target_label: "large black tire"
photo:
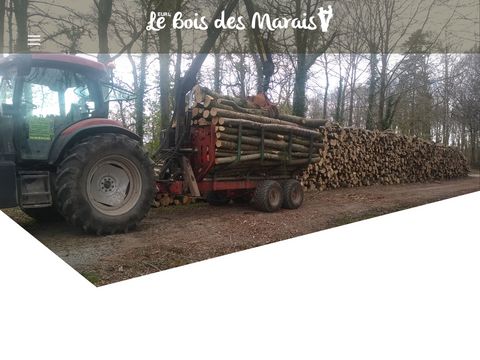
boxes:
[253,180,283,212]
[281,179,304,209]
[55,134,154,235]
[206,191,230,206]
[21,206,64,222]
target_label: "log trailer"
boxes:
[0,0,309,234]
[154,0,307,212]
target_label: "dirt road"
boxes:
[5,176,479,285]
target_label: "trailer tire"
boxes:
[206,191,230,206]
[55,134,154,235]
[21,206,64,222]
[253,180,283,212]
[281,179,304,209]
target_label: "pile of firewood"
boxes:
[191,86,327,178]
[154,194,196,208]
[300,124,469,191]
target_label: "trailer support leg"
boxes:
[181,156,201,197]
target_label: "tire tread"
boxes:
[55,134,154,235]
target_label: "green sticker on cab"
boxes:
[28,118,54,141]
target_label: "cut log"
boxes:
[216,132,312,153]
[209,108,301,128]
[277,114,327,128]
[215,140,259,151]
[217,117,323,139]
[215,152,321,165]
[193,85,251,108]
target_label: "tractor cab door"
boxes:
[0,67,18,207]
[0,69,16,158]
[16,66,99,162]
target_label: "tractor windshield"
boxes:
[17,66,102,160]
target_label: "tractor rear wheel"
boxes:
[253,180,283,212]
[281,179,304,209]
[55,134,154,235]
[21,206,64,222]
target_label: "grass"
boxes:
[81,271,101,285]
[2,207,36,227]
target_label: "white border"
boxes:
[1,192,479,360]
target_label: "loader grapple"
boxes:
[190,124,216,181]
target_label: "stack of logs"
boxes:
[191,85,327,178]
[300,124,469,191]
[156,86,468,206]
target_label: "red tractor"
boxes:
[0,53,305,234]
[0,54,154,234]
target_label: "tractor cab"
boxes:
[0,54,109,163]
[0,55,154,233]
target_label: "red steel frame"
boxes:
[156,123,290,199]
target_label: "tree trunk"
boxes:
[158,25,171,134]
[135,34,148,145]
[470,126,478,167]
[293,53,307,117]
[378,53,388,129]
[173,0,182,93]
[213,52,221,93]
[174,29,182,95]
[96,0,112,63]
[335,77,344,124]
[348,54,357,127]
[12,0,28,52]
[340,81,346,124]
[366,53,378,130]
[442,52,450,145]
[238,53,247,98]
[0,0,6,54]
[245,27,263,93]
[323,53,329,120]
[7,0,12,53]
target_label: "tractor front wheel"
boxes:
[55,134,154,235]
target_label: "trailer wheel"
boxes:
[253,180,283,212]
[281,179,304,209]
[55,134,154,235]
[206,191,230,206]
